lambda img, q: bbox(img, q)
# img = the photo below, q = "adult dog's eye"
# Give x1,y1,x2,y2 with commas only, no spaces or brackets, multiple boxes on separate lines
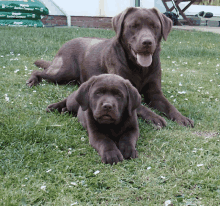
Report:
95,91,103,96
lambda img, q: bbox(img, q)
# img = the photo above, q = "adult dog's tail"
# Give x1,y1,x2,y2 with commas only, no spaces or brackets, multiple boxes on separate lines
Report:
34,60,52,69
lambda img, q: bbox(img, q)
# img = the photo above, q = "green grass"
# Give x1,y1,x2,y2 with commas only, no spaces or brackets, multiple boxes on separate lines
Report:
0,27,220,205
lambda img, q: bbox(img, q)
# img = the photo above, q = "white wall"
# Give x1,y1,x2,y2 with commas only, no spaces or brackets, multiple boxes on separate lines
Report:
49,0,135,17
38,0,220,17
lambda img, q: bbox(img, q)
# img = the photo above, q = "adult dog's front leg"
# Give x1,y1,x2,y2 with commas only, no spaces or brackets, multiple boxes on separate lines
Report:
147,92,194,127
137,105,167,128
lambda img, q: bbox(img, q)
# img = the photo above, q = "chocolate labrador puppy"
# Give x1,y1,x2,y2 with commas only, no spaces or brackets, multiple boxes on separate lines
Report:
47,74,141,164
27,7,194,127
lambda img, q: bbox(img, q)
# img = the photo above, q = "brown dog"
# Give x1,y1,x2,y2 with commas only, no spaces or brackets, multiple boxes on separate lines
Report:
27,7,194,127
47,74,141,164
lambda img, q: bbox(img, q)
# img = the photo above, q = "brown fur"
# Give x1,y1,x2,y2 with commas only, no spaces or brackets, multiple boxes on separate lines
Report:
27,7,193,127
47,74,141,165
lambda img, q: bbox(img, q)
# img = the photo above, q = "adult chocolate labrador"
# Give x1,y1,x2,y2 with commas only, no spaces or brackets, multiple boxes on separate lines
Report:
47,74,141,164
27,7,194,127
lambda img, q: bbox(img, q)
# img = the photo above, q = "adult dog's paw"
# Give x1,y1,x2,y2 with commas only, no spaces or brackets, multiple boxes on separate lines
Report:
101,149,123,165
170,113,194,127
145,113,167,128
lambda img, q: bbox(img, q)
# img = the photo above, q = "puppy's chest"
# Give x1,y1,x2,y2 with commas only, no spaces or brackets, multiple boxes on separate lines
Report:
99,126,125,141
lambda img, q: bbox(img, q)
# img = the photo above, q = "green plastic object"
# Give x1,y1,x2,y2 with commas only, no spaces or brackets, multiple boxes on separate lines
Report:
0,19,44,27
0,0,49,15
0,11,41,19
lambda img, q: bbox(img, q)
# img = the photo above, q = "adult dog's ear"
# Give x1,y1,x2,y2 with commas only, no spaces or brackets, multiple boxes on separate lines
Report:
75,76,97,111
152,7,173,41
112,7,134,39
124,79,141,116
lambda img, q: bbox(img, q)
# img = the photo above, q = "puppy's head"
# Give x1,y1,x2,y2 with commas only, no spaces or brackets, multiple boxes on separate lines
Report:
75,74,141,125
112,7,172,67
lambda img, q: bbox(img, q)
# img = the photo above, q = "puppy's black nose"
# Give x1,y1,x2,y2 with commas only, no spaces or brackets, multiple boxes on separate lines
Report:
142,39,152,46
102,103,112,110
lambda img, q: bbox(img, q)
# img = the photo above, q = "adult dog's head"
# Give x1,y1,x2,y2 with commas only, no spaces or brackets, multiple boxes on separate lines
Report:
112,7,172,67
75,74,141,124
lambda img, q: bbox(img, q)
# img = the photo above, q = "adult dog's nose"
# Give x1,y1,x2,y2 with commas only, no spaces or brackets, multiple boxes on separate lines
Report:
142,39,152,46
102,103,113,110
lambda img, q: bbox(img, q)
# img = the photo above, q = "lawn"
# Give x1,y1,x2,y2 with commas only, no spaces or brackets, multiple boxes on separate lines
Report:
0,27,219,205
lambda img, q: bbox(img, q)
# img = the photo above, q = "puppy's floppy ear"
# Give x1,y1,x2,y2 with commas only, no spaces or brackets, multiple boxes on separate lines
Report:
124,79,141,116
152,7,173,41
75,76,97,111
112,7,135,39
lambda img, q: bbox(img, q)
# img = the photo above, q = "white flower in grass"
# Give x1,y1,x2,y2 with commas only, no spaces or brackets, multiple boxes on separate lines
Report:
167,56,170,58
172,61,176,64
170,95,174,98
178,91,186,94
179,82,182,86
5,94,9,102
81,136,85,141
3,66,5,68
14,69,19,73
197,164,203,167
17,54,20,56
192,148,197,153
164,200,172,206
41,185,46,190
173,99,176,102
70,182,77,186
46,169,52,173
71,202,78,205
161,176,166,179
33,90,36,93
210,80,213,82
198,62,202,65
1,55,3,57
147,166,151,170
94,170,100,175
197,90,201,92
180,74,183,76
25,66,28,70
216,64,219,67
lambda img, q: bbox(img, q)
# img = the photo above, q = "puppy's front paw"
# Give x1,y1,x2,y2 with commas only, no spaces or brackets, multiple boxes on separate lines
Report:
26,77,39,87
119,142,138,159
101,149,123,165
46,103,66,113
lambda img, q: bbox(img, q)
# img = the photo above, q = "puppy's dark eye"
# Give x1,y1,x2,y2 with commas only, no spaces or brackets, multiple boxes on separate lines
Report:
131,23,140,28
114,93,123,99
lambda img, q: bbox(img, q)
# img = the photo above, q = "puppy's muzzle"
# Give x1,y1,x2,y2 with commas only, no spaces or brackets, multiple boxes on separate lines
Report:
102,102,113,111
